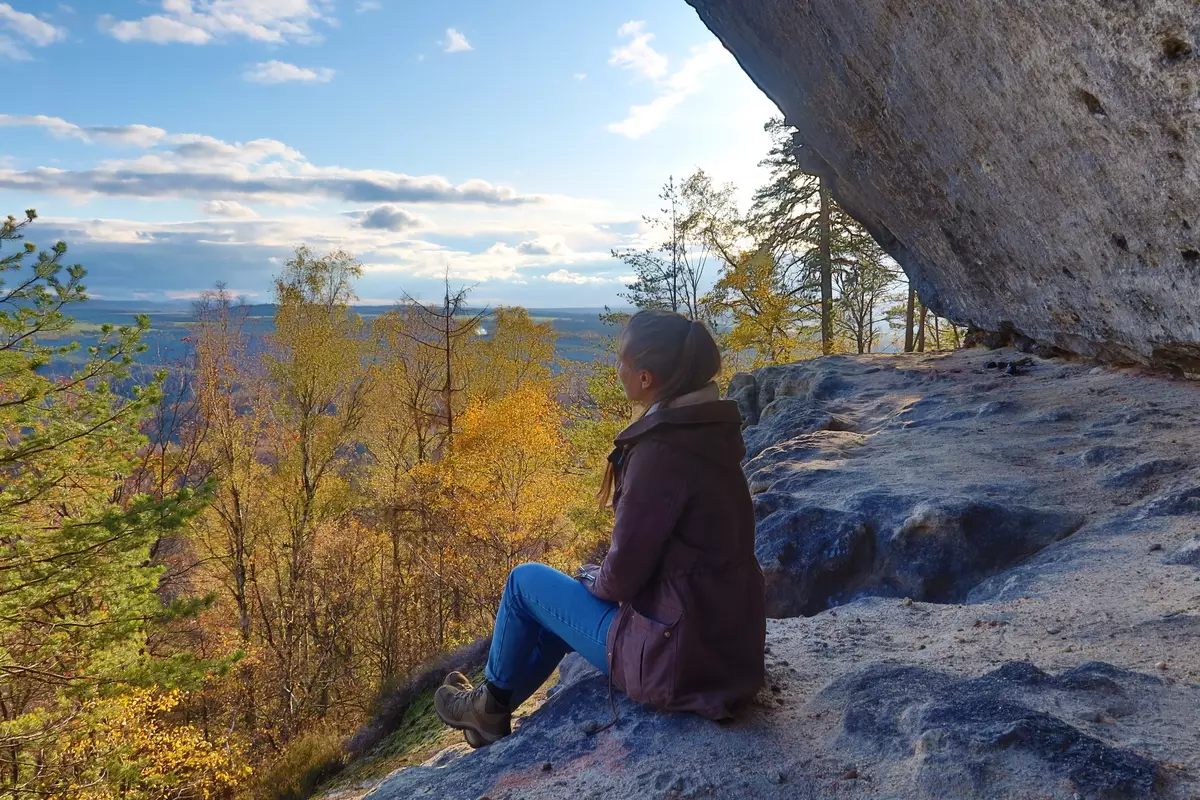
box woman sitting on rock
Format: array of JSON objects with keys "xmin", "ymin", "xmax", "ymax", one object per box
[{"xmin": 435, "ymin": 309, "xmax": 765, "ymax": 747}]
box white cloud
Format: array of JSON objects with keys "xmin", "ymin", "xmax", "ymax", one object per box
[
  {"xmin": 100, "ymin": 0, "xmax": 332, "ymax": 45},
  {"xmin": 202, "ymin": 200, "xmax": 258, "ymax": 218},
  {"xmin": 0, "ymin": 35, "xmax": 28, "ymax": 59},
  {"xmin": 544, "ymin": 269, "xmax": 617, "ymax": 285},
  {"xmin": 0, "ymin": 114, "xmax": 537, "ymax": 207},
  {"xmin": 31, "ymin": 197, "xmax": 633, "ymax": 291},
  {"xmin": 0, "ymin": 3, "xmax": 66, "ymax": 58},
  {"xmin": 0, "ymin": 164, "xmax": 532, "ymax": 207},
  {"xmin": 0, "ymin": 3, "xmax": 67, "ymax": 46},
  {"xmin": 355, "ymin": 0, "xmax": 380, "ymax": 11},
  {"xmin": 371, "ymin": 242, "xmax": 601, "ymax": 283},
  {"xmin": 609, "ymin": 93, "xmax": 691, "ymax": 140},
  {"xmin": 101, "ymin": 13, "xmax": 210, "ymax": 44},
  {"xmin": 443, "ymin": 27, "xmax": 471, "ymax": 53},
  {"xmin": 573, "ymin": 72, "xmax": 587, "ymax": 81},
  {"xmin": 356, "ymin": 229, "xmax": 614, "ymax": 283},
  {"xmin": 15, "ymin": 113, "xmax": 648, "ymax": 293},
  {"xmin": 609, "ymin": 21, "xmax": 667, "ymax": 80},
  {"xmin": 244, "ymin": 60, "xmax": 334, "ymax": 84},
  {"xmin": 0, "ymin": 114, "xmax": 168, "ymax": 147},
  {"xmin": 85, "ymin": 124, "xmax": 170, "ymax": 148},
  {"xmin": 607, "ymin": 22, "xmax": 731, "ymax": 139}
]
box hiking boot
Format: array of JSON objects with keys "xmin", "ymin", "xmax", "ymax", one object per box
[
  {"xmin": 442, "ymin": 673, "xmax": 487, "ymax": 749},
  {"xmin": 435, "ymin": 672, "xmax": 511, "ymax": 747}
]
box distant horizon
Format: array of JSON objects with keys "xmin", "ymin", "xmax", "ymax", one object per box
[{"xmin": 78, "ymin": 297, "xmax": 635, "ymax": 314}]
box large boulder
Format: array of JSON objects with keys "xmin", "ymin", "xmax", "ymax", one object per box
[
  {"xmin": 361, "ymin": 653, "xmax": 1194, "ymax": 799},
  {"xmin": 685, "ymin": 0, "xmax": 1200, "ymax": 369},
  {"xmin": 753, "ymin": 499, "xmax": 874, "ymax": 616},
  {"xmin": 754, "ymin": 491, "xmax": 1084, "ymax": 617}
]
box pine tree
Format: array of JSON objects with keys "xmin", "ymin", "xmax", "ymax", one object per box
[
  {"xmin": 748, "ymin": 117, "xmax": 869, "ymax": 355},
  {"xmin": 0, "ymin": 211, "xmax": 214, "ymax": 796}
]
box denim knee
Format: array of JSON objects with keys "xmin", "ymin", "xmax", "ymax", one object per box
[{"xmin": 506, "ymin": 562, "xmax": 548, "ymax": 602}]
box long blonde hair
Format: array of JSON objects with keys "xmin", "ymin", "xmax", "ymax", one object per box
[{"xmin": 598, "ymin": 310, "xmax": 722, "ymax": 506}]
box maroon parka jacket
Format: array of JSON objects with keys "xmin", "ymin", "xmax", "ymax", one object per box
[{"xmin": 590, "ymin": 398, "xmax": 766, "ymax": 720}]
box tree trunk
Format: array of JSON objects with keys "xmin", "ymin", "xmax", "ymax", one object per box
[
  {"xmin": 905, "ymin": 285, "xmax": 916, "ymax": 352},
  {"xmin": 443, "ymin": 286, "xmax": 454, "ymax": 448},
  {"xmin": 671, "ymin": 186, "xmax": 682, "ymax": 316},
  {"xmin": 819, "ymin": 180, "xmax": 834, "ymax": 355},
  {"xmin": 917, "ymin": 305, "xmax": 928, "ymax": 352},
  {"xmin": 864, "ymin": 299, "xmax": 875, "ymax": 354},
  {"xmin": 223, "ymin": 485, "xmax": 253, "ymax": 643}
]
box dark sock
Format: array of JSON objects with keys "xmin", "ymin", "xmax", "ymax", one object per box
[{"xmin": 485, "ymin": 682, "xmax": 513, "ymax": 709}]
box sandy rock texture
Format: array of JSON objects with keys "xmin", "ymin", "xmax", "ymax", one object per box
[
  {"xmin": 684, "ymin": 0, "xmax": 1200, "ymax": 369},
  {"xmin": 358, "ymin": 350, "xmax": 1200, "ymax": 799}
]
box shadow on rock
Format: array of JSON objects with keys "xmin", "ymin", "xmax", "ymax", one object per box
[
  {"xmin": 754, "ymin": 493, "xmax": 1083, "ymax": 617},
  {"xmin": 821, "ymin": 661, "xmax": 1169, "ymax": 799}
]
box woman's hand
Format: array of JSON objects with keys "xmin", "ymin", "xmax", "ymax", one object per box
[{"xmin": 575, "ymin": 564, "xmax": 601, "ymax": 586}]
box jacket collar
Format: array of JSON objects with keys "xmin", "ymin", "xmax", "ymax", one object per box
[{"xmin": 614, "ymin": 386, "xmax": 743, "ymax": 447}]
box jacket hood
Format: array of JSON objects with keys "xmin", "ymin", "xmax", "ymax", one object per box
[{"xmin": 614, "ymin": 400, "xmax": 747, "ymax": 466}]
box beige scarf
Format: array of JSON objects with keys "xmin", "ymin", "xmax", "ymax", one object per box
[{"xmin": 645, "ymin": 381, "xmax": 720, "ymax": 416}]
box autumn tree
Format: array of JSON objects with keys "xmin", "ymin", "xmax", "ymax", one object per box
[
  {"xmin": 190, "ymin": 287, "xmax": 266, "ymax": 647},
  {"xmin": 468, "ymin": 306, "xmax": 557, "ymax": 401},
  {"xmin": 33, "ymin": 689, "xmax": 250, "ymax": 800},
  {"xmin": 254, "ymin": 246, "xmax": 374, "ymax": 741},
  {"xmin": 370, "ymin": 306, "xmax": 447, "ymax": 471},
  {"xmin": 920, "ymin": 307, "xmax": 966, "ymax": 351},
  {"xmin": 425, "ymin": 386, "xmax": 577, "ymax": 626},
  {"xmin": 398, "ymin": 280, "xmax": 487, "ymax": 451},
  {"xmin": 887, "ymin": 282, "xmax": 967, "ymax": 353},
  {"xmin": 706, "ymin": 249, "xmax": 820, "ymax": 368},
  {"xmin": 360, "ymin": 304, "xmax": 460, "ymax": 681}
]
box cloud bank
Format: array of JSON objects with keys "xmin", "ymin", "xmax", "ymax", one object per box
[
  {"xmin": 1, "ymin": 114, "xmax": 536, "ymax": 207},
  {"xmin": 99, "ymin": 0, "xmax": 333, "ymax": 45}
]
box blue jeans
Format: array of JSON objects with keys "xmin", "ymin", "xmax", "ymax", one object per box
[{"xmin": 485, "ymin": 563, "xmax": 618, "ymax": 708}]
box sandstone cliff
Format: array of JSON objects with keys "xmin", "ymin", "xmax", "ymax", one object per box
[{"xmin": 686, "ymin": 0, "xmax": 1200, "ymax": 370}]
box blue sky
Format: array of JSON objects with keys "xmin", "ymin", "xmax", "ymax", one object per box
[{"xmin": 0, "ymin": 0, "xmax": 779, "ymax": 307}]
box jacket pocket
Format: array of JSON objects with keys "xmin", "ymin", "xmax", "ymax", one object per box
[{"xmin": 620, "ymin": 607, "xmax": 681, "ymax": 708}]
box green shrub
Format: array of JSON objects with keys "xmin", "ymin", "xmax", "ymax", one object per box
[{"xmin": 254, "ymin": 730, "xmax": 346, "ymax": 800}]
